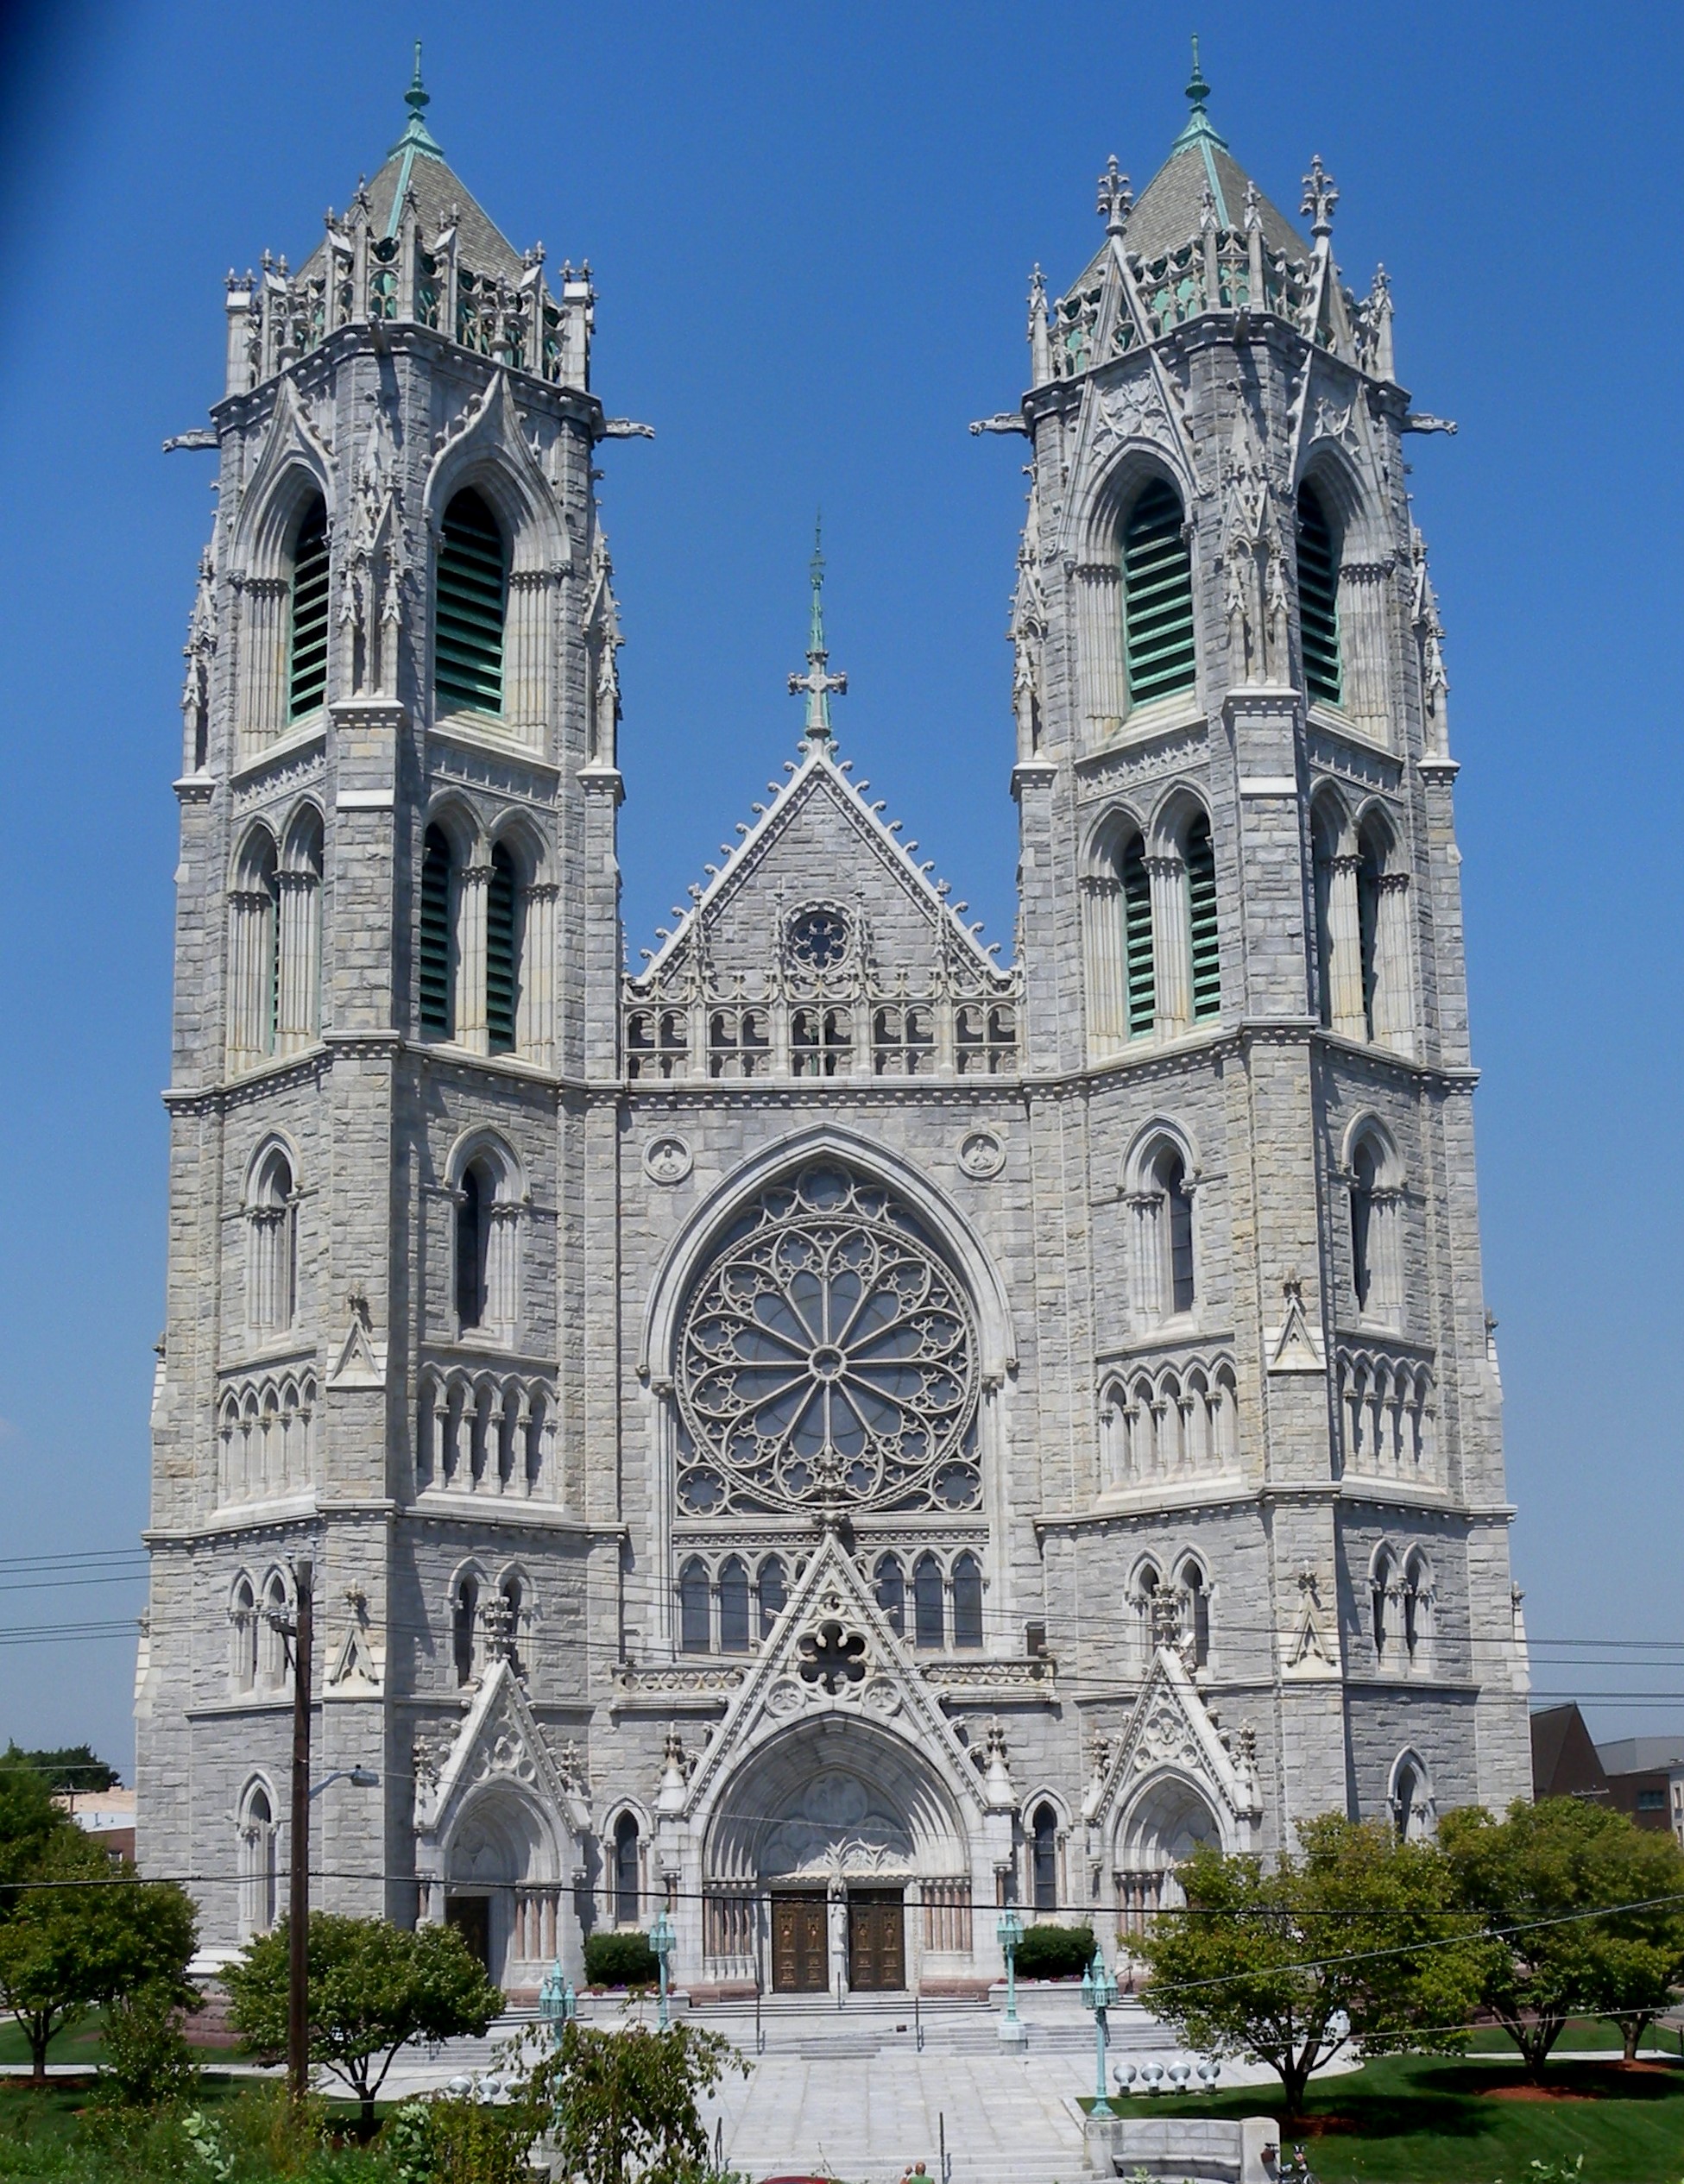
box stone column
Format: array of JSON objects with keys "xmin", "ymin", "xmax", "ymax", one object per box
[
  {"xmin": 1374, "ymin": 872, "xmax": 1414, "ymax": 1054},
  {"xmin": 1080, "ymin": 876, "xmax": 1123, "ymax": 1053},
  {"xmin": 226, "ymin": 889, "xmax": 274, "ymax": 1067},
  {"xmin": 1149, "ymin": 854, "xmax": 1190, "ymax": 1037},
  {"xmin": 274, "ymin": 868, "xmax": 320, "ymax": 1052},
  {"xmin": 456, "ymin": 863, "xmax": 491, "ymax": 1054},
  {"xmin": 1074, "ymin": 563, "xmax": 1125, "ymax": 731},
  {"xmin": 518, "ymin": 882, "xmax": 558, "ymax": 1065},
  {"xmin": 1324, "ymin": 853, "xmax": 1366, "ymax": 1039}
]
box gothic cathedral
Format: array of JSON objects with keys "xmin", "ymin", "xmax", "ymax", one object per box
[{"xmin": 139, "ymin": 58, "xmax": 1531, "ymax": 1992}]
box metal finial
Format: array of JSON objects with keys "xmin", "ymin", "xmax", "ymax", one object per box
[
  {"xmin": 407, "ymin": 41, "xmax": 429, "ymax": 117},
  {"xmin": 788, "ymin": 515, "xmax": 847, "ymax": 744},
  {"xmin": 1186, "ymin": 34, "xmax": 1210, "ymax": 112}
]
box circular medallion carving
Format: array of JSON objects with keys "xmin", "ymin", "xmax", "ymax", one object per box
[
  {"xmin": 786, "ymin": 904, "xmax": 851, "ymax": 971},
  {"xmin": 956, "ymin": 1128, "xmax": 1006, "ymax": 1180},
  {"xmin": 674, "ymin": 1162, "xmax": 981, "ymax": 1518},
  {"xmin": 644, "ymin": 1135, "xmax": 693, "ymax": 1186}
]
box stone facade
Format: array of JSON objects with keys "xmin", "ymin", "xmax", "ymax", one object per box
[{"xmin": 137, "ymin": 62, "xmax": 1531, "ymax": 1993}]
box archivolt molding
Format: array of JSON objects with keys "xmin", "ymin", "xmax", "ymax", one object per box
[
  {"xmin": 638, "ymin": 1124, "xmax": 1018, "ymax": 1384},
  {"xmin": 234, "ymin": 376, "xmax": 336, "ymax": 571},
  {"xmin": 1082, "ymin": 1643, "xmax": 1261, "ymax": 1847},
  {"xmin": 413, "ymin": 1655, "xmax": 590, "ymax": 1870},
  {"xmin": 423, "ymin": 369, "xmax": 572, "ymax": 575}
]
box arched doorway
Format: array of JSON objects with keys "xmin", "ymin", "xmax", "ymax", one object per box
[
  {"xmin": 1114, "ymin": 1773, "xmax": 1222, "ymax": 1944},
  {"xmin": 702, "ymin": 1716, "xmax": 974, "ymax": 1996},
  {"xmin": 443, "ymin": 1784, "xmax": 564, "ymax": 1992}
]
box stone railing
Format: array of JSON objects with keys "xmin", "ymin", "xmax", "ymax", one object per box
[
  {"xmin": 225, "ymin": 198, "xmax": 591, "ymax": 397},
  {"xmin": 624, "ymin": 969, "xmax": 1020, "ymax": 1083},
  {"xmin": 1335, "ymin": 1342, "xmax": 1437, "ymax": 1483}
]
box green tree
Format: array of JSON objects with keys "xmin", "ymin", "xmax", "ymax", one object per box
[
  {"xmin": 4, "ymin": 1742, "xmax": 121, "ymax": 1796},
  {"xmin": 1136, "ymin": 1814, "xmax": 1485, "ymax": 2123},
  {"xmin": 227, "ymin": 1913, "xmax": 505, "ymax": 2137},
  {"xmin": 0, "ymin": 1829, "xmax": 198, "ymax": 2084},
  {"xmin": 1441, "ymin": 1797, "xmax": 1684, "ymax": 2075},
  {"xmin": 527, "ymin": 2020, "xmax": 744, "ymax": 2184},
  {"xmin": 0, "ymin": 1746, "xmax": 71, "ymax": 1890}
]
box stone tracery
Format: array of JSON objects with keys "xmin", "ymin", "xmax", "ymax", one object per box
[{"xmin": 675, "ymin": 1163, "xmax": 981, "ymax": 1518}]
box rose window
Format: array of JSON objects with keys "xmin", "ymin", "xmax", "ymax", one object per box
[
  {"xmin": 787, "ymin": 906, "xmax": 850, "ymax": 971},
  {"xmin": 675, "ymin": 1164, "xmax": 981, "ymax": 1516}
]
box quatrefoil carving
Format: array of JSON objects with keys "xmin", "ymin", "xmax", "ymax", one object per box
[{"xmin": 796, "ymin": 1617, "xmax": 867, "ymax": 1694}]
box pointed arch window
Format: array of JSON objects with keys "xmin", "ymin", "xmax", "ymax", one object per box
[
  {"xmin": 757, "ymin": 1556, "xmax": 787, "ymax": 1639},
  {"xmin": 613, "ymin": 1813, "xmax": 640, "ymax": 1925},
  {"xmin": 1122, "ymin": 479, "xmax": 1195, "ymax": 703},
  {"xmin": 1031, "ymin": 1803, "xmax": 1058, "ymax": 1912},
  {"xmin": 248, "ymin": 1148, "xmax": 297, "ymax": 1337},
  {"xmin": 456, "ymin": 1163, "xmax": 489, "ymax": 1331},
  {"xmin": 499, "ymin": 1572, "xmax": 524, "ymax": 1674},
  {"xmin": 952, "ymin": 1554, "xmax": 984, "ymax": 1650},
  {"xmin": 678, "ymin": 1558, "xmax": 711, "ymax": 1653},
  {"xmin": 1158, "ymin": 1147, "xmax": 1195, "ymax": 1316},
  {"xmin": 238, "ymin": 1784, "xmax": 280, "ymax": 1937},
  {"xmin": 287, "ymin": 497, "xmax": 331, "ymax": 721},
  {"xmin": 874, "ymin": 1554, "xmax": 905, "ymax": 1638},
  {"xmin": 419, "ymin": 827, "xmax": 455, "ymax": 1039},
  {"xmin": 913, "ymin": 1553, "xmax": 945, "ymax": 1650},
  {"xmin": 1351, "ymin": 1139, "xmax": 1378, "ymax": 1313},
  {"xmin": 486, "ymin": 844, "xmax": 519, "ymax": 1054},
  {"xmin": 1372, "ymin": 1551, "xmax": 1395, "ymax": 1666},
  {"xmin": 1297, "ymin": 481, "xmax": 1342, "ymax": 706},
  {"xmin": 259, "ymin": 1572, "xmax": 290, "ymax": 1691},
  {"xmin": 436, "ymin": 488, "xmax": 506, "ymax": 714},
  {"xmin": 1185, "ymin": 814, "xmax": 1220, "ymax": 1021},
  {"xmin": 452, "ymin": 1573, "xmax": 479, "ymax": 1685},
  {"xmin": 1182, "ymin": 1561, "xmax": 1210, "ymax": 1669},
  {"xmin": 230, "ymin": 1576, "xmax": 257, "ymax": 1692},
  {"xmin": 718, "ymin": 1558, "xmax": 751, "ymax": 1654}
]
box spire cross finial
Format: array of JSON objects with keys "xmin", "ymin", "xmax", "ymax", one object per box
[
  {"xmin": 788, "ymin": 516, "xmax": 847, "ymax": 743},
  {"xmin": 1186, "ymin": 33, "xmax": 1211, "ymax": 111},
  {"xmin": 1302, "ymin": 154, "xmax": 1339, "ymax": 239},
  {"xmin": 1095, "ymin": 155, "xmax": 1133, "ymax": 236}
]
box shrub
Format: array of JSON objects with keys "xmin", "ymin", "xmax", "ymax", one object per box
[
  {"xmin": 1013, "ymin": 1923, "xmax": 1096, "ymax": 1979},
  {"xmin": 96, "ymin": 1981, "xmax": 201, "ymax": 2110},
  {"xmin": 583, "ymin": 1930, "xmax": 659, "ymax": 1986},
  {"xmin": 384, "ymin": 2096, "xmax": 536, "ymax": 2184}
]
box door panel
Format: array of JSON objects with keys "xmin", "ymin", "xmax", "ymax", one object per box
[
  {"xmin": 848, "ymin": 1890, "xmax": 905, "ymax": 1992},
  {"xmin": 771, "ymin": 1891, "xmax": 828, "ymax": 1992},
  {"xmin": 445, "ymin": 1894, "xmax": 491, "ymax": 1973}
]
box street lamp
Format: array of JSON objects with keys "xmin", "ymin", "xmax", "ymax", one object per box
[
  {"xmin": 649, "ymin": 1907, "xmax": 675, "ymax": 2031},
  {"xmin": 1081, "ymin": 1948, "xmax": 1119, "ymax": 2118},
  {"xmin": 307, "ymin": 1766, "xmax": 379, "ymax": 1802},
  {"xmin": 995, "ymin": 1905, "xmax": 1025, "ymax": 2041},
  {"xmin": 538, "ymin": 1959, "xmax": 576, "ymax": 2049}
]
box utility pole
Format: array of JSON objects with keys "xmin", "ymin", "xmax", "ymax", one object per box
[{"xmin": 287, "ymin": 1554, "xmax": 313, "ymax": 2103}]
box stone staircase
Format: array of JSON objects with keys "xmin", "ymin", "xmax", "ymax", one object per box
[{"xmin": 409, "ymin": 1987, "xmax": 1167, "ymax": 2074}]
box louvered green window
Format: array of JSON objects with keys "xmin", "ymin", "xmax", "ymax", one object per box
[
  {"xmin": 486, "ymin": 845, "xmax": 518, "ymax": 1054},
  {"xmin": 1297, "ymin": 482, "xmax": 1342, "ymax": 705},
  {"xmin": 436, "ymin": 488, "xmax": 506, "ymax": 714},
  {"xmin": 1122, "ymin": 479, "xmax": 1195, "ymax": 704},
  {"xmin": 419, "ymin": 826, "xmax": 454, "ymax": 1038},
  {"xmin": 287, "ymin": 498, "xmax": 330, "ymax": 720},
  {"xmin": 1122, "ymin": 835, "xmax": 1156, "ymax": 1037},
  {"xmin": 1186, "ymin": 814, "xmax": 1220, "ymax": 1020}
]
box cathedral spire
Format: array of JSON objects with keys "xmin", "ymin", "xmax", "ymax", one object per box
[
  {"xmin": 387, "ymin": 40, "xmax": 445, "ymax": 162},
  {"xmin": 1170, "ymin": 34, "xmax": 1228, "ymax": 154},
  {"xmin": 787, "ymin": 518, "xmax": 847, "ymax": 746}
]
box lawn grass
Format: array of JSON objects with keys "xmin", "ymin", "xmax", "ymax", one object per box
[{"xmin": 1085, "ymin": 2052, "xmax": 1684, "ymax": 2182}]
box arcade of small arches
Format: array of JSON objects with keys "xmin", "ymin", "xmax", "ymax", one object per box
[
  {"xmin": 1098, "ymin": 1357, "xmax": 1238, "ymax": 1489},
  {"xmin": 226, "ymin": 1569, "xmax": 294, "ymax": 1695},
  {"xmin": 1312, "ymin": 785, "xmax": 1414, "ymax": 1056},
  {"xmin": 446, "ymin": 1564, "xmax": 534, "ymax": 1687},
  {"xmin": 1081, "ymin": 790, "xmax": 1220, "ymax": 1059},
  {"xmin": 218, "ymin": 1370, "xmax": 317, "ymax": 1506}
]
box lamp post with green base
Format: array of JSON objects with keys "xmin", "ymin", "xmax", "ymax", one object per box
[
  {"xmin": 650, "ymin": 1908, "xmax": 675, "ymax": 2031},
  {"xmin": 1081, "ymin": 1949, "xmax": 1119, "ymax": 2116},
  {"xmin": 995, "ymin": 1905, "xmax": 1027, "ymax": 2045}
]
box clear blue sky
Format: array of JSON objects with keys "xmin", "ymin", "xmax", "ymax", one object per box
[{"xmin": 0, "ymin": 1, "xmax": 1678, "ymax": 1775}]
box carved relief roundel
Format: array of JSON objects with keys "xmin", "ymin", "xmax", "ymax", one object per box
[{"xmin": 674, "ymin": 1163, "xmax": 981, "ymax": 1518}]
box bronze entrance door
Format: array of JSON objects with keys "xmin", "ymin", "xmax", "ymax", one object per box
[
  {"xmin": 771, "ymin": 1891, "xmax": 828, "ymax": 1992},
  {"xmin": 847, "ymin": 1889, "xmax": 905, "ymax": 1992},
  {"xmin": 445, "ymin": 1895, "xmax": 491, "ymax": 1973}
]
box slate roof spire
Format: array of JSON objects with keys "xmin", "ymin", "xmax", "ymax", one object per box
[
  {"xmin": 787, "ymin": 517, "xmax": 848, "ymax": 746},
  {"xmin": 388, "ymin": 40, "xmax": 445, "ymax": 161}
]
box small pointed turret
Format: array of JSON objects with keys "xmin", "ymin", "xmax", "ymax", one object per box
[{"xmin": 786, "ymin": 518, "xmax": 848, "ymax": 745}]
